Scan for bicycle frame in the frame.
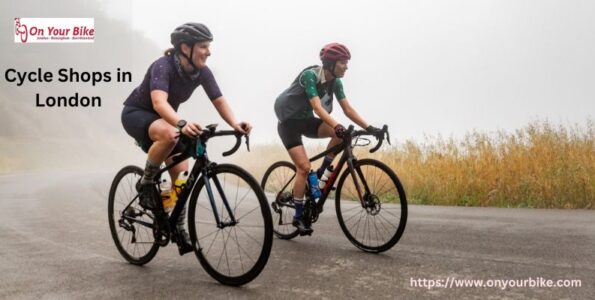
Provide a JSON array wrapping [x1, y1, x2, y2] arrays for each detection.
[[156, 142, 238, 230], [278, 132, 374, 213]]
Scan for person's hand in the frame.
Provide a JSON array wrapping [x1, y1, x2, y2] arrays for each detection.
[[181, 122, 203, 137], [366, 125, 384, 138], [334, 124, 346, 138], [233, 121, 252, 135]]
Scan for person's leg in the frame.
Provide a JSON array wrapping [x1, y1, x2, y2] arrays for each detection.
[[278, 119, 314, 232], [287, 145, 312, 232], [315, 122, 342, 176], [166, 158, 189, 228], [288, 145, 310, 200], [165, 157, 193, 254], [140, 119, 179, 185], [138, 119, 179, 209]]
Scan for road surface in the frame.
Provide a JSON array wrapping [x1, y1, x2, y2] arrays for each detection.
[[0, 170, 593, 299]]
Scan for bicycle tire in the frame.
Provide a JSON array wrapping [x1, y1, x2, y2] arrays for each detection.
[[188, 164, 273, 286], [108, 165, 159, 265], [335, 159, 407, 253]]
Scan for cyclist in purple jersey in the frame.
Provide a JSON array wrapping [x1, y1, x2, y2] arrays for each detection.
[[121, 23, 252, 253]]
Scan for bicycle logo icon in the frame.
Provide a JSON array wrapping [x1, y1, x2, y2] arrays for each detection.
[[15, 18, 28, 43]]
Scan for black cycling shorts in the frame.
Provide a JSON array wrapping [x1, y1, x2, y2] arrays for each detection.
[[277, 118, 323, 149], [121, 105, 184, 155]]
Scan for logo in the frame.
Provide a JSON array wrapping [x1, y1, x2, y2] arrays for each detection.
[[14, 18, 28, 43], [14, 18, 94, 44]]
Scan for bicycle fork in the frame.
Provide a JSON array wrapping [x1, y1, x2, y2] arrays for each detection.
[[345, 158, 373, 208], [202, 168, 238, 228]]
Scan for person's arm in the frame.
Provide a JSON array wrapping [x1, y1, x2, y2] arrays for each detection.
[[152, 90, 202, 136], [212, 96, 252, 134], [151, 90, 180, 126], [338, 98, 369, 129], [310, 97, 339, 128], [302, 69, 340, 128]]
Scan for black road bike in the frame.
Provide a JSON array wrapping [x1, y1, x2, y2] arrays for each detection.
[[261, 125, 407, 253], [108, 124, 273, 286]]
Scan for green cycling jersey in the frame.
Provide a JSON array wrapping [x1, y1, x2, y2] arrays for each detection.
[[274, 66, 346, 122]]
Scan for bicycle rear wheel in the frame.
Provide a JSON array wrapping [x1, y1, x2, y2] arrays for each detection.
[[335, 159, 407, 253], [108, 165, 159, 265], [261, 161, 299, 239], [188, 164, 273, 286]]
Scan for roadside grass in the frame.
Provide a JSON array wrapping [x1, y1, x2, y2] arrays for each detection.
[[236, 119, 594, 209]]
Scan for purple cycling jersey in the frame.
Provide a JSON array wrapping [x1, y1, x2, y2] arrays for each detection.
[[123, 54, 222, 112]]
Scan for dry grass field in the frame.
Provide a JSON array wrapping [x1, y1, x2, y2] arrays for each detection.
[[237, 120, 594, 209]]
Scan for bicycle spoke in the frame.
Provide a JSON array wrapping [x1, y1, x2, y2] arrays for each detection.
[[231, 227, 256, 264], [197, 201, 214, 214], [236, 225, 264, 248], [232, 187, 252, 216], [236, 205, 260, 221], [342, 207, 364, 223], [350, 209, 366, 237], [205, 229, 221, 255], [380, 207, 401, 220], [377, 213, 399, 231], [198, 226, 221, 240], [232, 227, 245, 274]]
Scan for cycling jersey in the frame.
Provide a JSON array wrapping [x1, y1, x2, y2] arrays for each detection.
[[123, 54, 222, 112], [274, 66, 346, 122]]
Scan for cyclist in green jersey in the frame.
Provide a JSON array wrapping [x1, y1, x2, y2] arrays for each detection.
[[274, 43, 383, 234]]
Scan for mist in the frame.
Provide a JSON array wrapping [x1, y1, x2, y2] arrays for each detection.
[[1, 0, 594, 173]]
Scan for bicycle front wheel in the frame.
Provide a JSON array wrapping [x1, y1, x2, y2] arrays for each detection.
[[188, 164, 273, 286], [335, 159, 408, 253], [108, 165, 159, 265]]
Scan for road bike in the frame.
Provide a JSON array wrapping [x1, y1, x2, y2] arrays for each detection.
[[108, 124, 273, 286], [261, 125, 407, 253]]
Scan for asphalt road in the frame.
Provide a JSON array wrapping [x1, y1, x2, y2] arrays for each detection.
[[0, 170, 593, 299]]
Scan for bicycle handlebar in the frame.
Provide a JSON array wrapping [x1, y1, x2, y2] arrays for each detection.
[[180, 124, 250, 157], [347, 124, 390, 153]]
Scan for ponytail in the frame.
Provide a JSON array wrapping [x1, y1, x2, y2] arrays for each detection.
[[163, 47, 176, 56]]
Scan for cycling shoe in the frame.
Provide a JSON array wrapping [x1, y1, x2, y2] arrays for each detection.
[[173, 228, 194, 255], [137, 181, 159, 210], [292, 218, 313, 236]]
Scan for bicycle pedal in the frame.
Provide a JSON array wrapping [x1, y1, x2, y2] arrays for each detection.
[[298, 229, 313, 236]]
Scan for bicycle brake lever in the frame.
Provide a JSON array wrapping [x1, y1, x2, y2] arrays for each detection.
[[383, 125, 391, 145], [386, 131, 391, 145], [245, 134, 250, 152]]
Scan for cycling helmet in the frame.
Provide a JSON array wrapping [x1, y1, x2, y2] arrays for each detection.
[[170, 23, 213, 73], [319, 43, 351, 61], [320, 43, 350, 77], [170, 23, 213, 48]]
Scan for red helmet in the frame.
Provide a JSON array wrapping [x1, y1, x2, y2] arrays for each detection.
[[319, 43, 351, 61]]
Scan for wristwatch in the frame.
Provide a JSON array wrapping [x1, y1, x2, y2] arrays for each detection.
[[176, 119, 187, 131]]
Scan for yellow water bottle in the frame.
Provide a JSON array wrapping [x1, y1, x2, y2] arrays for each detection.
[[170, 171, 189, 206]]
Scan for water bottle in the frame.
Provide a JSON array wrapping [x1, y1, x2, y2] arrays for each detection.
[[319, 165, 333, 189], [160, 179, 174, 214], [170, 171, 189, 205], [308, 170, 321, 199]]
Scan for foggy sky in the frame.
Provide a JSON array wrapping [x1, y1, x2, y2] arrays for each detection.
[[101, 0, 595, 144]]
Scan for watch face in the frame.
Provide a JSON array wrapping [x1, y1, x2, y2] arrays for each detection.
[[177, 120, 187, 128]]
